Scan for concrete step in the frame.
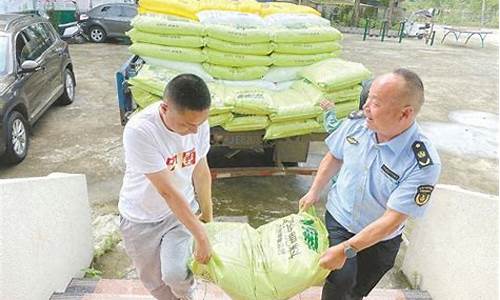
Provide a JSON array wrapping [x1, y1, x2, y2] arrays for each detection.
[[51, 278, 431, 300]]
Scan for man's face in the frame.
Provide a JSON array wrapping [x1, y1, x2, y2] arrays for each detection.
[[160, 102, 209, 136], [363, 74, 411, 139]]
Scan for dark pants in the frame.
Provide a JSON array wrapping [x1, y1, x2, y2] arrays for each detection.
[[321, 211, 402, 300]]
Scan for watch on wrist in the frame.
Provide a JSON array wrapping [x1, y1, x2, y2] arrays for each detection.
[[343, 242, 358, 259]]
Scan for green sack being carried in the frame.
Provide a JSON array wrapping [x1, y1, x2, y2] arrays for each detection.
[[190, 209, 330, 300], [299, 58, 372, 92]]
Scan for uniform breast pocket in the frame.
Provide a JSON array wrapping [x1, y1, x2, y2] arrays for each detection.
[[379, 164, 400, 192]]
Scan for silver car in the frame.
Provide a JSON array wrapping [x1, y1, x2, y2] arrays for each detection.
[[80, 3, 137, 43]]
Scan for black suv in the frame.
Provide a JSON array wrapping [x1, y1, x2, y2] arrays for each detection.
[[0, 14, 75, 165]]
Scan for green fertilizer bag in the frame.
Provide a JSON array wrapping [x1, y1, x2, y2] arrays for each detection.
[[222, 115, 270, 131], [131, 14, 204, 36], [264, 119, 322, 140], [129, 85, 161, 109], [202, 63, 269, 80], [127, 29, 204, 48], [190, 209, 330, 300], [205, 37, 274, 55], [129, 43, 206, 63], [271, 51, 340, 67], [205, 48, 272, 67]]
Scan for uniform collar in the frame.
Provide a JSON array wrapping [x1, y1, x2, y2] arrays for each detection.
[[373, 122, 418, 156]]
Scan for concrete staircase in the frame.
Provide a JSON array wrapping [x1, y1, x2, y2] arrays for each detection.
[[50, 278, 432, 300]]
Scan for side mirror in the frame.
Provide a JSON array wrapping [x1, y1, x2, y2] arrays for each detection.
[[20, 60, 40, 73]]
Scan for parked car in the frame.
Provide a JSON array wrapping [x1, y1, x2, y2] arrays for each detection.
[[79, 3, 137, 43], [0, 14, 75, 165]]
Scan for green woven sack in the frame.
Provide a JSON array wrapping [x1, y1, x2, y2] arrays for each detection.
[[273, 41, 341, 55], [129, 85, 161, 109], [206, 83, 233, 115], [205, 24, 271, 43], [271, 51, 340, 67], [225, 87, 275, 115], [190, 209, 329, 300], [128, 64, 180, 96], [202, 63, 268, 80], [209, 112, 233, 127], [272, 26, 342, 43], [131, 15, 204, 36], [222, 115, 270, 131], [205, 48, 272, 67], [129, 43, 206, 63], [324, 85, 363, 103], [299, 58, 372, 92], [264, 119, 322, 140], [127, 29, 204, 48], [205, 37, 274, 55], [269, 89, 322, 122]]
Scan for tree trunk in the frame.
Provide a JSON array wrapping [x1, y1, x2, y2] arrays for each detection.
[[351, 0, 361, 27], [386, 0, 397, 26]]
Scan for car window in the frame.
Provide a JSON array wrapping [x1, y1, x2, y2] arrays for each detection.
[[122, 7, 137, 18], [20, 23, 52, 61], [0, 36, 7, 75], [42, 22, 57, 44], [102, 5, 121, 17]]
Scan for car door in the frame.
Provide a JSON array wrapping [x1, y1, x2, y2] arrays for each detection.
[[118, 6, 137, 36], [101, 5, 124, 36], [14, 30, 46, 121], [38, 23, 63, 101]]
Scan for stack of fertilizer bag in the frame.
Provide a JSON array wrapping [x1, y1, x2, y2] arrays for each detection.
[[190, 208, 331, 300], [126, 0, 372, 139]]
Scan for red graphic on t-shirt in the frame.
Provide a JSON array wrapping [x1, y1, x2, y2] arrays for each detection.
[[182, 149, 196, 167], [165, 155, 177, 171]]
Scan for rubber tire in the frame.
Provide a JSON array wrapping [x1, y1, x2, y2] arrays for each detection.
[[89, 25, 106, 43], [56, 68, 76, 105], [1, 111, 29, 165]]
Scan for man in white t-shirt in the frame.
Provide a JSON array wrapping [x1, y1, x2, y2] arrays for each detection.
[[119, 74, 213, 300]]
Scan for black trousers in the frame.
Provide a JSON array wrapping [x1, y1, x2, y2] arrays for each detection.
[[321, 211, 402, 300]]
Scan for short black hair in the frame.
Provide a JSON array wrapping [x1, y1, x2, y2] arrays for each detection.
[[359, 79, 372, 110], [164, 74, 211, 111], [393, 68, 425, 112]]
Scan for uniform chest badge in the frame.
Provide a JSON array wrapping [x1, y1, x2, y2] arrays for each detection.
[[346, 135, 359, 145], [415, 185, 434, 206]]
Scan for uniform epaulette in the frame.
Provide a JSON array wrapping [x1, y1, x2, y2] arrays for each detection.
[[412, 141, 433, 168], [348, 110, 365, 120]]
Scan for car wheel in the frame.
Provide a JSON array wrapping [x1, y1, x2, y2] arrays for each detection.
[[56, 68, 76, 105], [89, 25, 106, 43], [2, 111, 29, 165]]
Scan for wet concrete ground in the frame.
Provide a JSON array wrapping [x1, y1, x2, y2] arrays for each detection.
[[0, 32, 498, 287]]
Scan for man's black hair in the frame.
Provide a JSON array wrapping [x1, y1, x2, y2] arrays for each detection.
[[164, 74, 211, 111], [359, 79, 372, 110]]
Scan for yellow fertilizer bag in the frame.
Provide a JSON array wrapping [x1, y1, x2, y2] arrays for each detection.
[[264, 118, 322, 140], [129, 43, 206, 63], [202, 63, 268, 80], [205, 37, 274, 55], [205, 48, 272, 67], [273, 41, 342, 55], [299, 58, 372, 92], [272, 26, 342, 43], [259, 2, 320, 16], [205, 24, 271, 43], [127, 29, 204, 48], [221, 115, 269, 131], [271, 51, 340, 67], [190, 209, 329, 299], [131, 15, 204, 36], [199, 0, 261, 14], [139, 0, 200, 20]]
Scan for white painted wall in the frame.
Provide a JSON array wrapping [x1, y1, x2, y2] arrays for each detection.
[[0, 173, 93, 300], [402, 184, 499, 300]]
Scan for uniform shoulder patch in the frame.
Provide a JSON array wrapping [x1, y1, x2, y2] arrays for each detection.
[[412, 141, 433, 169], [348, 110, 365, 120], [346, 135, 359, 145], [415, 185, 434, 206]]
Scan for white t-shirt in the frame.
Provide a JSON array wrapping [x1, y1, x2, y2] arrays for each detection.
[[119, 102, 210, 223]]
